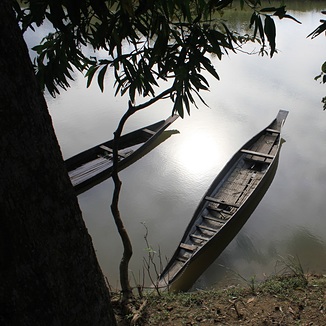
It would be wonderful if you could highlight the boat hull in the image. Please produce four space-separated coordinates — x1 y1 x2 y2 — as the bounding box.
157 110 288 292
65 115 178 195
167 150 280 292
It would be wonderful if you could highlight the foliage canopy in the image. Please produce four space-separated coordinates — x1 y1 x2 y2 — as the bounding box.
307 10 326 109
15 0 298 117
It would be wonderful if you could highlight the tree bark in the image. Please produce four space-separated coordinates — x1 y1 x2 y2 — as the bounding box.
111 105 135 302
110 89 174 301
0 1 116 325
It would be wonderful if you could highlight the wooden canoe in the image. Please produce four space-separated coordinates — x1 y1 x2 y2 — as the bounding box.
156 110 289 292
65 115 178 195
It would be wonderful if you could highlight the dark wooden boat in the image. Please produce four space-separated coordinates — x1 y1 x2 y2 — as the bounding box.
157 110 289 292
65 115 178 195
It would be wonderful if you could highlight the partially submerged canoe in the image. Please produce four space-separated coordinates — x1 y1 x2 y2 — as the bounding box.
65 115 178 195
157 110 289 292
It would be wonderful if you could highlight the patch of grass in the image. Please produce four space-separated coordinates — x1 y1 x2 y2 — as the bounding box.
259 274 308 298
275 255 308 284
142 274 326 326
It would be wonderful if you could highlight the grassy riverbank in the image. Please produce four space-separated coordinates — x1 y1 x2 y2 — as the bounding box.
144 274 325 325
114 273 325 325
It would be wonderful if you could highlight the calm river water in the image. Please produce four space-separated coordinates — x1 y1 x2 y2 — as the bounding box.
28 2 326 289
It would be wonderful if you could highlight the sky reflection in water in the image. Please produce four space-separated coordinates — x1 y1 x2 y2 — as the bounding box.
38 4 326 288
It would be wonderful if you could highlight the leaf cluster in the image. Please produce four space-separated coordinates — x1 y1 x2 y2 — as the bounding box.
249 5 300 57
307 11 326 109
15 0 299 115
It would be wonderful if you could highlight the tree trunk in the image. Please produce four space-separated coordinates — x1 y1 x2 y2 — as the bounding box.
110 90 174 301
0 2 116 325
111 106 135 302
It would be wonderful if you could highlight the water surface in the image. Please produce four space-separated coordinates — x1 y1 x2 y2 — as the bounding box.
30 3 326 289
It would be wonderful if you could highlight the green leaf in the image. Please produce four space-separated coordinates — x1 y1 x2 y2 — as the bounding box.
315 74 321 81
183 94 190 115
85 65 99 88
249 12 256 29
260 7 278 13
253 15 259 39
129 81 136 103
90 0 109 19
201 57 220 80
322 62 326 73
97 64 108 92
192 88 209 107
190 75 207 91
173 94 184 118
257 16 264 43
323 75 326 84
281 14 301 24
32 44 45 55
65 0 81 25
264 16 276 57
222 23 237 47
48 2 66 29
273 6 301 24
152 32 168 61
307 21 326 39
206 30 223 59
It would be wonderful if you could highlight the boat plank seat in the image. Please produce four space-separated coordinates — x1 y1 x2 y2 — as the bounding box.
190 234 209 241
241 149 274 159
253 134 277 155
180 243 197 251
266 128 280 134
99 145 128 158
203 215 227 224
205 196 239 208
196 224 217 233
207 205 233 215
176 255 188 263
142 128 156 135
244 157 271 164
99 145 113 153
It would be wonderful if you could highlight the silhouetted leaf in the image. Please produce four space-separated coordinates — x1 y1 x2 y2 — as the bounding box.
97 64 108 92
206 30 223 59
272 5 301 24
47 2 66 29
280 14 301 24
257 16 264 43
201 56 220 80
264 15 276 57
308 20 326 39
260 7 278 13
314 74 322 81
249 12 256 28
273 6 286 18
65 0 81 25
86 65 100 88
173 94 184 118
322 62 326 73
90 0 109 19
183 94 190 115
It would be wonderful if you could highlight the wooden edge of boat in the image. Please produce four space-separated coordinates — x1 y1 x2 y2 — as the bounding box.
65 114 178 169
156 110 289 291
66 114 179 194
115 114 179 172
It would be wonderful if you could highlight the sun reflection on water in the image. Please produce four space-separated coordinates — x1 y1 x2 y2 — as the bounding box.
173 130 226 182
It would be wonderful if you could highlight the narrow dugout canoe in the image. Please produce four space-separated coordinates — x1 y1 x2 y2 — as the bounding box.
157 110 289 292
65 115 178 195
